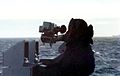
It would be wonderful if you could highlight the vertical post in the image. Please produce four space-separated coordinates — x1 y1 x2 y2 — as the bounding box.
34 40 39 63
24 40 29 64
35 41 39 56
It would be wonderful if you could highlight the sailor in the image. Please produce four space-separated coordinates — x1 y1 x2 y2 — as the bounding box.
32 18 95 76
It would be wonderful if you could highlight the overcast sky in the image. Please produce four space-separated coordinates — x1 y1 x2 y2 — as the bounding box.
0 0 120 38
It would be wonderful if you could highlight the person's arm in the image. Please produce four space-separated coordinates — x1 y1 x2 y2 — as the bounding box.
40 53 64 67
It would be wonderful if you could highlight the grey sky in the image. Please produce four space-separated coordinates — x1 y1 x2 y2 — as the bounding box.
0 0 120 37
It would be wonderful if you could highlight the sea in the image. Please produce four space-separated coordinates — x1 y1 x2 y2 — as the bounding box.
0 37 120 76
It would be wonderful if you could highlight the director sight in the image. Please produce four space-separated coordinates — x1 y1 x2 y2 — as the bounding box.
39 22 67 47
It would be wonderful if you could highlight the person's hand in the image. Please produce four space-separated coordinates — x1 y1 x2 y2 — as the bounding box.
40 59 53 65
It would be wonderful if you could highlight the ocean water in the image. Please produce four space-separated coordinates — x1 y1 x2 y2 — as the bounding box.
0 37 120 76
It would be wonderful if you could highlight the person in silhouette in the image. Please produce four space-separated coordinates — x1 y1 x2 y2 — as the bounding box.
32 18 95 76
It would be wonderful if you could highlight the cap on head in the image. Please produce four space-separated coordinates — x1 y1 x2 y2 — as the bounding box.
68 18 88 36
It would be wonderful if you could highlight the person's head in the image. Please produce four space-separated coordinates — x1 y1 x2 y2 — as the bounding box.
65 18 94 44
